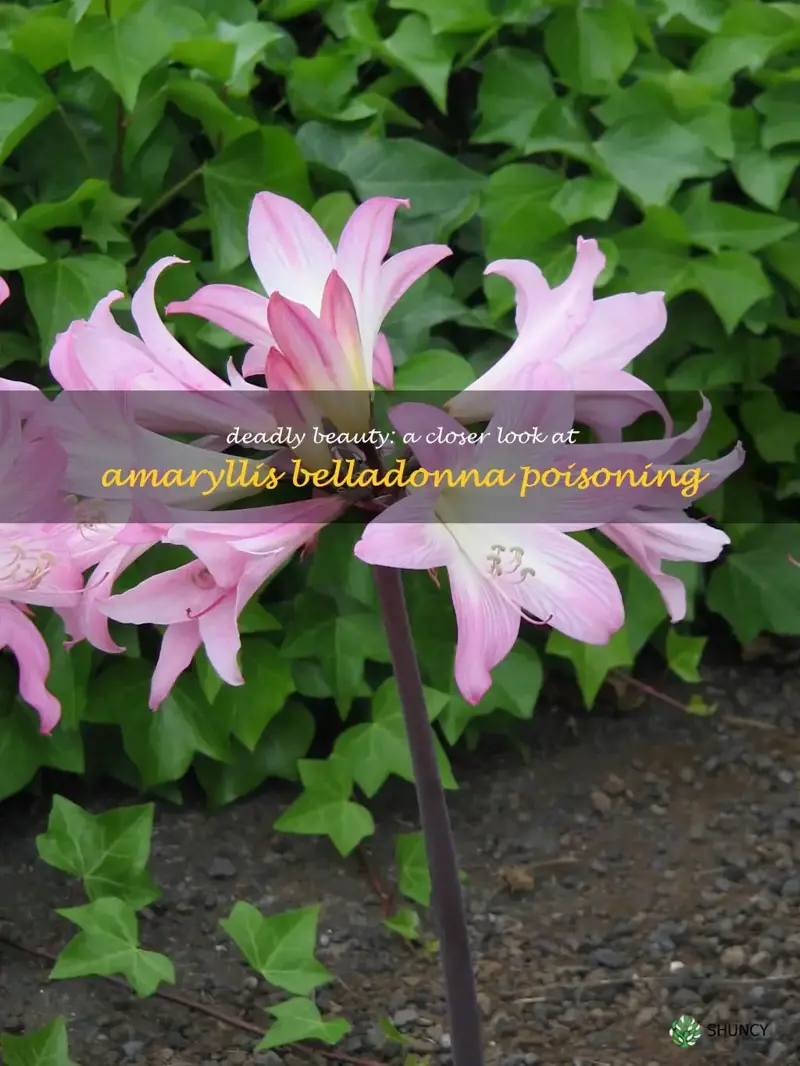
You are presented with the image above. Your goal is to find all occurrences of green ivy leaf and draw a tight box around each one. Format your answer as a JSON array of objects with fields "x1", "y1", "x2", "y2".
[
  {"x1": 482, "y1": 163, "x2": 567, "y2": 260},
  {"x1": 1, "y1": 1019, "x2": 78, "y2": 1066},
  {"x1": 438, "y1": 643, "x2": 543, "y2": 745},
  {"x1": 258, "y1": 997, "x2": 351, "y2": 1050},
  {"x1": 707, "y1": 526, "x2": 800, "y2": 642},
  {"x1": 21, "y1": 255, "x2": 127, "y2": 358},
  {"x1": 679, "y1": 182, "x2": 798, "y2": 251},
  {"x1": 474, "y1": 48, "x2": 554, "y2": 150},
  {"x1": 36, "y1": 795, "x2": 159, "y2": 909},
  {"x1": 525, "y1": 98, "x2": 599, "y2": 165},
  {"x1": 765, "y1": 233, "x2": 800, "y2": 290},
  {"x1": 204, "y1": 128, "x2": 313, "y2": 273},
  {"x1": 221, "y1": 901, "x2": 333, "y2": 995},
  {"x1": 396, "y1": 831, "x2": 431, "y2": 906},
  {"x1": 666, "y1": 631, "x2": 706, "y2": 683},
  {"x1": 692, "y1": 2, "x2": 800, "y2": 82},
  {"x1": 596, "y1": 115, "x2": 723, "y2": 206},
  {"x1": 287, "y1": 54, "x2": 361, "y2": 122},
  {"x1": 382, "y1": 15, "x2": 455, "y2": 114},
  {"x1": 297, "y1": 127, "x2": 484, "y2": 227},
  {"x1": 0, "y1": 709, "x2": 46, "y2": 801},
  {"x1": 740, "y1": 390, "x2": 800, "y2": 463},
  {"x1": 0, "y1": 221, "x2": 46, "y2": 269},
  {"x1": 388, "y1": 0, "x2": 494, "y2": 35},
  {"x1": 213, "y1": 639, "x2": 295, "y2": 750},
  {"x1": 282, "y1": 611, "x2": 390, "y2": 716},
  {"x1": 733, "y1": 148, "x2": 799, "y2": 212},
  {"x1": 754, "y1": 85, "x2": 800, "y2": 150},
  {"x1": 68, "y1": 10, "x2": 171, "y2": 112},
  {"x1": 547, "y1": 627, "x2": 633, "y2": 708},
  {"x1": 273, "y1": 754, "x2": 375, "y2": 855},
  {"x1": 383, "y1": 906, "x2": 422, "y2": 941},
  {"x1": 0, "y1": 52, "x2": 57, "y2": 164},
  {"x1": 12, "y1": 12, "x2": 75, "y2": 73},
  {"x1": 167, "y1": 75, "x2": 257, "y2": 145},
  {"x1": 545, "y1": 1, "x2": 637, "y2": 96},
  {"x1": 52, "y1": 897, "x2": 175, "y2": 997},
  {"x1": 195, "y1": 703, "x2": 315, "y2": 808},
  {"x1": 689, "y1": 250, "x2": 772, "y2": 332},
  {"x1": 393, "y1": 349, "x2": 475, "y2": 392},
  {"x1": 551, "y1": 176, "x2": 619, "y2": 225},
  {"x1": 334, "y1": 678, "x2": 453, "y2": 797},
  {"x1": 86, "y1": 660, "x2": 230, "y2": 789},
  {"x1": 311, "y1": 191, "x2": 357, "y2": 243}
]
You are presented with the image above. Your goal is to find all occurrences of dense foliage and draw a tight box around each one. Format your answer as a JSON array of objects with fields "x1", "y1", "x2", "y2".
[{"x1": 1, "y1": 0, "x2": 799, "y2": 825}]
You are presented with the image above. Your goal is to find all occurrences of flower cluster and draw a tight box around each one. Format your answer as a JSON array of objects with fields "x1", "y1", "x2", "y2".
[{"x1": 0, "y1": 195, "x2": 743, "y2": 732}]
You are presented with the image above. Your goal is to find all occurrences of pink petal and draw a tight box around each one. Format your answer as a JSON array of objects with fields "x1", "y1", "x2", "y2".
[
  {"x1": 320, "y1": 271, "x2": 366, "y2": 386},
  {"x1": 226, "y1": 358, "x2": 264, "y2": 391},
  {"x1": 80, "y1": 542, "x2": 151, "y2": 653},
  {"x1": 131, "y1": 258, "x2": 224, "y2": 390},
  {"x1": 335, "y1": 197, "x2": 449, "y2": 359},
  {"x1": 388, "y1": 402, "x2": 476, "y2": 471},
  {"x1": 559, "y1": 291, "x2": 667, "y2": 374},
  {"x1": 102, "y1": 561, "x2": 223, "y2": 625},
  {"x1": 378, "y1": 244, "x2": 453, "y2": 323},
  {"x1": 353, "y1": 494, "x2": 450, "y2": 569},
  {"x1": 448, "y1": 556, "x2": 521, "y2": 705},
  {"x1": 602, "y1": 518, "x2": 730, "y2": 622},
  {"x1": 266, "y1": 293, "x2": 347, "y2": 390},
  {"x1": 242, "y1": 345, "x2": 268, "y2": 378},
  {"x1": 484, "y1": 258, "x2": 550, "y2": 332},
  {"x1": 167, "y1": 285, "x2": 272, "y2": 348},
  {"x1": 88, "y1": 290, "x2": 128, "y2": 332},
  {"x1": 248, "y1": 192, "x2": 335, "y2": 309},
  {"x1": 336, "y1": 197, "x2": 410, "y2": 312},
  {"x1": 150, "y1": 620, "x2": 202, "y2": 709},
  {"x1": 373, "y1": 334, "x2": 394, "y2": 389},
  {"x1": 450, "y1": 238, "x2": 606, "y2": 420},
  {"x1": 199, "y1": 592, "x2": 243, "y2": 687},
  {"x1": 475, "y1": 362, "x2": 575, "y2": 467},
  {"x1": 224, "y1": 496, "x2": 347, "y2": 553},
  {"x1": 483, "y1": 525, "x2": 625, "y2": 644},
  {"x1": 0, "y1": 277, "x2": 9, "y2": 305},
  {"x1": 573, "y1": 369, "x2": 673, "y2": 440},
  {"x1": 0, "y1": 604, "x2": 60, "y2": 733}
]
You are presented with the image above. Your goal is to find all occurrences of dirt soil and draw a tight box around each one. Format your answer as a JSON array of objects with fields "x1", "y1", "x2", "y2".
[{"x1": 1, "y1": 655, "x2": 799, "y2": 1066}]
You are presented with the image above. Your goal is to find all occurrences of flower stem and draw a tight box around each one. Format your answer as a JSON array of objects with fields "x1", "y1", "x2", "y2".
[{"x1": 372, "y1": 566, "x2": 484, "y2": 1066}]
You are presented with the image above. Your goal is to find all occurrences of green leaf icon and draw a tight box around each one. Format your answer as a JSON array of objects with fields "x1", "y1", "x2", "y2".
[{"x1": 670, "y1": 1015, "x2": 703, "y2": 1047}]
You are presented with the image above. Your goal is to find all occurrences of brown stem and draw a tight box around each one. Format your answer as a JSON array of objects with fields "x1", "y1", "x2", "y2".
[
  {"x1": 0, "y1": 936, "x2": 383, "y2": 1066},
  {"x1": 373, "y1": 566, "x2": 484, "y2": 1066},
  {"x1": 357, "y1": 843, "x2": 396, "y2": 917},
  {"x1": 611, "y1": 671, "x2": 698, "y2": 714}
]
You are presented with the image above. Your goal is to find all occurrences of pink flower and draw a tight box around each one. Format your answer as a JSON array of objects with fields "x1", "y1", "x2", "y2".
[
  {"x1": 587, "y1": 397, "x2": 745, "y2": 620},
  {"x1": 35, "y1": 390, "x2": 266, "y2": 511},
  {"x1": 262, "y1": 274, "x2": 377, "y2": 441},
  {"x1": 353, "y1": 368, "x2": 627, "y2": 704},
  {"x1": 100, "y1": 497, "x2": 344, "y2": 706},
  {"x1": 0, "y1": 604, "x2": 61, "y2": 733},
  {"x1": 0, "y1": 525, "x2": 84, "y2": 733},
  {"x1": 447, "y1": 238, "x2": 671, "y2": 439},
  {"x1": 0, "y1": 277, "x2": 47, "y2": 417},
  {"x1": 167, "y1": 193, "x2": 451, "y2": 390},
  {"x1": 49, "y1": 258, "x2": 271, "y2": 438}
]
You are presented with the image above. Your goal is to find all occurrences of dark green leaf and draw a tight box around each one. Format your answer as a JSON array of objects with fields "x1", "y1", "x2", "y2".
[
  {"x1": 0, "y1": 52, "x2": 57, "y2": 163},
  {"x1": 21, "y1": 255, "x2": 127, "y2": 358},
  {"x1": 204, "y1": 128, "x2": 313, "y2": 272},
  {"x1": 69, "y1": 10, "x2": 171, "y2": 112}
]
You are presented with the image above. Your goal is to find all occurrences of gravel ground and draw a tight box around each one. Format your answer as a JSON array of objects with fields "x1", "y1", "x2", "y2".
[{"x1": 1, "y1": 655, "x2": 799, "y2": 1065}]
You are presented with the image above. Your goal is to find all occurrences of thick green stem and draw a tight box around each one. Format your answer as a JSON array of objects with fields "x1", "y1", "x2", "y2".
[{"x1": 373, "y1": 566, "x2": 484, "y2": 1066}]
